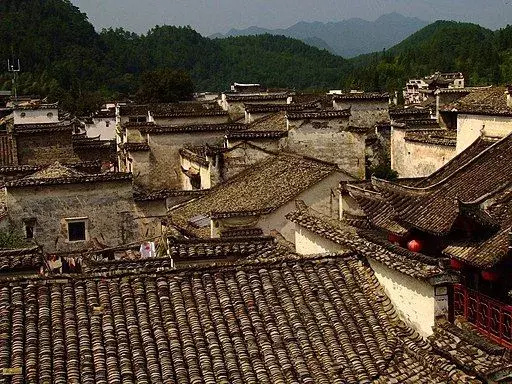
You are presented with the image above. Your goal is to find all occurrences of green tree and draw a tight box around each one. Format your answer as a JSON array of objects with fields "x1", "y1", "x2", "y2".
[{"x1": 135, "y1": 69, "x2": 194, "y2": 103}]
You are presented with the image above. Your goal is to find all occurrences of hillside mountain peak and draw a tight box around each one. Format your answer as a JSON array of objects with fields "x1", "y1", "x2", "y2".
[{"x1": 213, "y1": 13, "x2": 428, "y2": 57}]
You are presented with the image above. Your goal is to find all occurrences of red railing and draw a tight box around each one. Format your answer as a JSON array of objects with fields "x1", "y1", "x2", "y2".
[{"x1": 453, "y1": 284, "x2": 512, "y2": 349}]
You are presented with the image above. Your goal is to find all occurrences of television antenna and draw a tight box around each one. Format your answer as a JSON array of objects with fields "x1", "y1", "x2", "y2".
[{"x1": 7, "y1": 59, "x2": 20, "y2": 100}]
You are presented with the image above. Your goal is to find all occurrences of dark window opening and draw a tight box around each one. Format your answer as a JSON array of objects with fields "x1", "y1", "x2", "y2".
[
  {"x1": 25, "y1": 224, "x2": 34, "y2": 239},
  {"x1": 68, "y1": 221, "x2": 86, "y2": 241}
]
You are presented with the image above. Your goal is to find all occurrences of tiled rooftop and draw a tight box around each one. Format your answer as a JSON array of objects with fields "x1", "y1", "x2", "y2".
[
  {"x1": 119, "y1": 102, "x2": 228, "y2": 118},
  {"x1": 169, "y1": 153, "x2": 338, "y2": 237},
  {"x1": 4, "y1": 162, "x2": 132, "y2": 188},
  {"x1": 332, "y1": 92, "x2": 389, "y2": 101},
  {"x1": 286, "y1": 202, "x2": 453, "y2": 282},
  {"x1": 137, "y1": 123, "x2": 245, "y2": 135},
  {"x1": 286, "y1": 109, "x2": 351, "y2": 120},
  {"x1": 372, "y1": 132, "x2": 512, "y2": 235},
  {"x1": 0, "y1": 251, "x2": 479, "y2": 383},
  {"x1": 404, "y1": 129, "x2": 457, "y2": 147},
  {"x1": 441, "y1": 86, "x2": 512, "y2": 116},
  {"x1": 0, "y1": 247, "x2": 43, "y2": 274},
  {"x1": 13, "y1": 121, "x2": 74, "y2": 134}
]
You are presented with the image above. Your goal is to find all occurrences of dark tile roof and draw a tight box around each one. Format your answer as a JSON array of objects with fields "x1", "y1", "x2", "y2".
[
  {"x1": 73, "y1": 137, "x2": 116, "y2": 150},
  {"x1": 14, "y1": 102, "x2": 58, "y2": 111},
  {"x1": 244, "y1": 103, "x2": 313, "y2": 114},
  {"x1": 442, "y1": 184, "x2": 512, "y2": 268},
  {"x1": 429, "y1": 319, "x2": 512, "y2": 382},
  {"x1": 133, "y1": 188, "x2": 207, "y2": 202},
  {"x1": 393, "y1": 118, "x2": 440, "y2": 129},
  {"x1": 286, "y1": 203, "x2": 454, "y2": 282},
  {"x1": 84, "y1": 237, "x2": 276, "y2": 273},
  {"x1": 0, "y1": 133, "x2": 15, "y2": 166},
  {"x1": 0, "y1": 251, "x2": 478, "y2": 383},
  {"x1": 224, "y1": 92, "x2": 289, "y2": 102},
  {"x1": 220, "y1": 227, "x2": 264, "y2": 238},
  {"x1": 93, "y1": 109, "x2": 115, "y2": 119},
  {"x1": 404, "y1": 129, "x2": 457, "y2": 147},
  {"x1": 0, "y1": 161, "x2": 102, "y2": 176},
  {"x1": 151, "y1": 102, "x2": 228, "y2": 118},
  {"x1": 414, "y1": 136, "x2": 497, "y2": 187},
  {"x1": 372, "y1": 133, "x2": 512, "y2": 235},
  {"x1": 120, "y1": 102, "x2": 228, "y2": 118},
  {"x1": 119, "y1": 142, "x2": 150, "y2": 152},
  {"x1": 137, "y1": 123, "x2": 245, "y2": 134},
  {"x1": 332, "y1": 92, "x2": 389, "y2": 101},
  {"x1": 0, "y1": 247, "x2": 43, "y2": 274},
  {"x1": 286, "y1": 109, "x2": 351, "y2": 120},
  {"x1": 389, "y1": 107, "x2": 431, "y2": 119},
  {"x1": 4, "y1": 163, "x2": 132, "y2": 188},
  {"x1": 169, "y1": 153, "x2": 339, "y2": 238},
  {"x1": 118, "y1": 104, "x2": 150, "y2": 116},
  {"x1": 344, "y1": 183, "x2": 409, "y2": 236},
  {"x1": 13, "y1": 121, "x2": 74, "y2": 134},
  {"x1": 441, "y1": 86, "x2": 512, "y2": 116}
]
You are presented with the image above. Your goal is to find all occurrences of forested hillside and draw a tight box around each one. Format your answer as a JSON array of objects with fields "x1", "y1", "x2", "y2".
[
  {"x1": 347, "y1": 21, "x2": 509, "y2": 91},
  {"x1": 2, "y1": 1, "x2": 512, "y2": 115},
  {"x1": 0, "y1": 0, "x2": 350, "y2": 114}
]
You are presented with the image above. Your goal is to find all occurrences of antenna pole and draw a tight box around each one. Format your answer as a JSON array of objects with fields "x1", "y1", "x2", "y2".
[{"x1": 7, "y1": 59, "x2": 20, "y2": 100}]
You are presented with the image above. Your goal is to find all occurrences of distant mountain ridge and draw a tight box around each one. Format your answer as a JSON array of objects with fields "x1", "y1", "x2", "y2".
[{"x1": 211, "y1": 13, "x2": 429, "y2": 57}]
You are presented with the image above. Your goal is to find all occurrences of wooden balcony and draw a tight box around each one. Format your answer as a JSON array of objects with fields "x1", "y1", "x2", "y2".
[{"x1": 453, "y1": 284, "x2": 512, "y2": 349}]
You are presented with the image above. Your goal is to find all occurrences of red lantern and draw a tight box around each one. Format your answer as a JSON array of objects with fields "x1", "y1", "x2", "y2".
[
  {"x1": 481, "y1": 270, "x2": 500, "y2": 282},
  {"x1": 388, "y1": 233, "x2": 401, "y2": 244},
  {"x1": 450, "y1": 258, "x2": 464, "y2": 270},
  {"x1": 407, "y1": 239, "x2": 423, "y2": 253}
]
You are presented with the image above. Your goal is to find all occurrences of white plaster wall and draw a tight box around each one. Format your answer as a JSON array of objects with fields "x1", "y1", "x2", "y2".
[
  {"x1": 86, "y1": 117, "x2": 116, "y2": 140},
  {"x1": 294, "y1": 226, "x2": 346, "y2": 255},
  {"x1": 13, "y1": 108, "x2": 59, "y2": 125},
  {"x1": 399, "y1": 141, "x2": 456, "y2": 178},
  {"x1": 457, "y1": 114, "x2": 512, "y2": 153},
  {"x1": 390, "y1": 126, "x2": 406, "y2": 175},
  {"x1": 259, "y1": 171, "x2": 349, "y2": 242},
  {"x1": 367, "y1": 258, "x2": 436, "y2": 337}
]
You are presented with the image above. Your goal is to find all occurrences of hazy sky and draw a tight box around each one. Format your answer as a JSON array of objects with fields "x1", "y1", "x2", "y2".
[{"x1": 71, "y1": 0, "x2": 512, "y2": 36}]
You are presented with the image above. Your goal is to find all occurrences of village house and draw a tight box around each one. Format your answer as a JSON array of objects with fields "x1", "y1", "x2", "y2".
[
  {"x1": 332, "y1": 92, "x2": 391, "y2": 127},
  {"x1": 1, "y1": 238, "x2": 500, "y2": 382},
  {"x1": 2, "y1": 162, "x2": 167, "y2": 254},
  {"x1": 179, "y1": 141, "x2": 274, "y2": 190},
  {"x1": 404, "y1": 72, "x2": 464, "y2": 105},
  {"x1": 118, "y1": 121, "x2": 245, "y2": 191},
  {"x1": 390, "y1": 116, "x2": 457, "y2": 178},
  {"x1": 83, "y1": 107, "x2": 117, "y2": 140},
  {"x1": 219, "y1": 91, "x2": 291, "y2": 115},
  {"x1": 169, "y1": 152, "x2": 351, "y2": 242},
  {"x1": 438, "y1": 86, "x2": 512, "y2": 153},
  {"x1": 289, "y1": 132, "x2": 512, "y2": 360}
]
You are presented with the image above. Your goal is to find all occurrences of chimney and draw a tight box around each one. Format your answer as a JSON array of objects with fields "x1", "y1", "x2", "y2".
[{"x1": 507, "y1": 86, "x2": 512, "y2": 108}]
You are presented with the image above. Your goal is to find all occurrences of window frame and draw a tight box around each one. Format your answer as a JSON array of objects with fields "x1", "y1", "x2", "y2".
[{"x1": 65, "y1": 217, "x2": 89, "y2": 243}]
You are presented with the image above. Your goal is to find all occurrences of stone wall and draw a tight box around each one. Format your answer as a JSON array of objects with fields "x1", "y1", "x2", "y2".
[
  {"x1": 456, "y1": 114, "x2": 512, "y2": 153},
  {"x1": 287, "y1": 119, "x2": 366, "y2": 179},
  {"x1": 6, "y1": 181, "x2": 140, "y2": 253},
  {"x1": 333, "y1": 100, "x2": 389, "y2": 127},
  {"x1": 135, "y1": 132, "x2": 226, "y2": 190},
  {"x1": 16, "y1": 132, "x2": 78, "y2": 165},
  {"x1": 221, "y1": 143, "x2": 274, "y2": 181},
  {"x1": 391, "y1": 126, "x2": 457, "y2": 178}
]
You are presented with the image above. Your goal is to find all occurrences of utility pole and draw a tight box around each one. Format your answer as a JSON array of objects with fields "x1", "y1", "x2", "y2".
[{"x1": 7, "y1": 59, "x2": 20, "y2": 100}]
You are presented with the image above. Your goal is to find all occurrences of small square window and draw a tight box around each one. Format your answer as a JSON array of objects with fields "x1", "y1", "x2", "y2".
[{"x1": 67, "y1": 220, "x2": 87, "y2": 242}]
